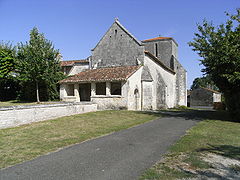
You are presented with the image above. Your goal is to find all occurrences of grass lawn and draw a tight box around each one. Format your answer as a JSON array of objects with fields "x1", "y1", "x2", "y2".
[
  {"x1": 0, "y1": 100, "x2": 62, "y2": 107},
  {"x1": 140, "y1": 110, "x2": 240, "y2": 179},
  {"x1": 0, "y1": 100, "x2": 37, "y2": 107},
  {"x1": 0, "y1": 110, "x2": 161, "y2": 169}
]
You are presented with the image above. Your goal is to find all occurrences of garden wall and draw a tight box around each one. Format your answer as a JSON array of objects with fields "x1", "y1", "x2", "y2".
[{"x1": 0, "y1": 102, "x2": 97, "y2": 129}]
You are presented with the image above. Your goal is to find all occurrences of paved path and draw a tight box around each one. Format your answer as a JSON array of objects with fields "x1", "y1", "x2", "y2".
[{"x1": 0, "y1": 113, "x2": 198, "y2": 180}]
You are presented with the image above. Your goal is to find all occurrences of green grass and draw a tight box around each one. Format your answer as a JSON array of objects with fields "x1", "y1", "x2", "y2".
[
  {"x1": 140, "y1": 110, "x2": 240, "y2": 180},
  {"x1": 0, "y1": 110, "x2": 161, "y2": 169},
  {"x1": 0, "y1": 100, "x2": 37, "y2": 107},
  {"x1": 0, "y1": 100, "x2": 62, "y2": 107}
]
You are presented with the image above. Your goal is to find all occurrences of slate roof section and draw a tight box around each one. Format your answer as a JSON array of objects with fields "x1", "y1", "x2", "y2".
[
  {"x1": 60, "y1": 65, "x2": 141, "y2": 83},
  {"x1": 60, "y1": 60, "x2": 89, "y2": 67}
]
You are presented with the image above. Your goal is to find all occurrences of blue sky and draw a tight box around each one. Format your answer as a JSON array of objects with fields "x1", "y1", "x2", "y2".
[{"x1": 0, "y1": 0, "x2": 239, "y2": 88}]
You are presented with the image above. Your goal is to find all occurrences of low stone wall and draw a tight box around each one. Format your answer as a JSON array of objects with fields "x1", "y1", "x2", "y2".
[
  {"x1": 91, "y1": 96, "x2": 127, "y2": 110},
  {"x1": 0, "y1": 102, "x2": 97, "y2": 129}
]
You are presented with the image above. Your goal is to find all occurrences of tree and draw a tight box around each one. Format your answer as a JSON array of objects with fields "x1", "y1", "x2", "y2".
[
  {"x1": 0, "y1": 42, "x2": 16, "y2": 79},
  {"x1": 191, "y1": 76, "x2": 218, "y2": 90},
  {"x1": 189, "y1": 9, "x2": 240, "y2": 120},
  {"x1": 0, "y1": 42, "x2": 19, "y2": 101},
  {"x1": 17, "y1": 27, "x2": 64, "y2": 102}
]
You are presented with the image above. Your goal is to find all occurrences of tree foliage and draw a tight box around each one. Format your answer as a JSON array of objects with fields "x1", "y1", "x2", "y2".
[
  {"x1": 189, "y1": 9, "x2": 240, "y2": 120},
  {"x1": 17, "y1": 27, "x2": 64, "y2": 102},
  {"x1": 0, "y1": 42, "x2": 19, "y2": 101},
  {"x1": 0, "y1": 42, "x2": 16, "y2": 79},
  {"x1": 191, "y1": 76, "x2": 218, "y2": 91}
]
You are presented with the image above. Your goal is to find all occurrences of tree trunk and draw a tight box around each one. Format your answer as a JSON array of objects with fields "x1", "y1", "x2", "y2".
[{"x1": 36, "y1": 81, "x2": 40, "y2": 103}]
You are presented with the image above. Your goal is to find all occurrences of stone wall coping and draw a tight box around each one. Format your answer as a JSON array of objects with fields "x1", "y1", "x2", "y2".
[{"x1": 0, "y1": 102, "x2": 96, "y2": 111}]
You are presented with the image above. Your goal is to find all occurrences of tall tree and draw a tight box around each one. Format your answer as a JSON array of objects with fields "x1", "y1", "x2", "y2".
[
  {"x1": 191, "y1": 76, "x2": 218, "y2": 90},
  {"x1": 189, "y1": 9, "x2": 240, "y2": 120},
  {"x1": 0, "y1": 42, "x2": 19, "y2": 101},
  {"x1": 17, "y1": 27, "x2": 64, "y2": 102},
  {"x1": 0, "y1": 42, "x2": 16, "y2": 79}
]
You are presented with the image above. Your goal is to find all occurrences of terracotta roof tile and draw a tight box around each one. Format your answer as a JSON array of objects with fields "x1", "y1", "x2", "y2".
[
  {"x1": 60, "y1": 60, "x2": 89, "y2": 67},
  {"x1": 60, "y1": 66, "x2": 141, "y2": 83},
  {"x1": 142, "y1": 37, "x2": 172, "y2": 42}
]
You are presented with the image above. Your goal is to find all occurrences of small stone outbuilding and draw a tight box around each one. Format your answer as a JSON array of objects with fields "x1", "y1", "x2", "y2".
[{"x1": 190, "y1": 87, "x2": 221, "y2": 107}]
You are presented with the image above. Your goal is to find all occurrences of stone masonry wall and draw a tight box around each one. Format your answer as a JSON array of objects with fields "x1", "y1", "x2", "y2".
[
  {"x1": 175, "y1": 60, "x2": 187, "y2": 106},
  {"x1": 144, "y1": 55, "x2": 176, "y2": 109},
  {"x1": 190, "y1": 88, "x2": 213, "y2": 106},
  {"x1": 143, "y1": 40, "x2": 174, "y2": 68},
  {"x1": 91, "y1": 22, "x2": 144, "y2": 68},
  {"x1": 0, "y1": 102, "x2": 97, "y2": 129}
]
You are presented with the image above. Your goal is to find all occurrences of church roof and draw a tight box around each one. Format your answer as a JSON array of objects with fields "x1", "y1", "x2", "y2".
[
  {"x1": 60, "y1": 65, "x2": 140, "y2": 83},
  {"x1": 60, "y1": 60, "x2": 89, "y2": 67},
  {"x1": 142, "y1": 37, "x2": 172, "y2": 42},
  {"x1": 142, "y1": 36, "x2": 178, "y2": 46}
]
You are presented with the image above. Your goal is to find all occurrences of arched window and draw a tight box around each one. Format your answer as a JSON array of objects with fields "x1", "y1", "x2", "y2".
[{"x1": 170, "y1": 55, "x2": 174, "y2": 70}]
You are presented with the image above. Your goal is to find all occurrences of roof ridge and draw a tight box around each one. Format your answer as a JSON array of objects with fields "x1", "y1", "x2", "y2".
[
  {"x1": 142, "y1": 37, "x2": 172, "y2": 42},
  {"x1": 115, "y1": 20, "x2": 142, "y2": 46},
  {"x1": 142, "y1": 36, "x2": 178, "y2": 46}
]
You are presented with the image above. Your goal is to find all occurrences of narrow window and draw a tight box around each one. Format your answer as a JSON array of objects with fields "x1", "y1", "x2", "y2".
[
  {"x1": 96, "y1": 82, "x2": 106, "y2": 95},
  {"x1": 111, "y1": 82, "x2": 121, "y2": 95},
  {"x1": 170, "y1": 55, "x2": 174, "y2": 70},
  {"x1": 115, "y1": 29, "x2": 117, "y2": 36},
  {"x1": 155, "y1": 43, "x2": 158, "y2": 57}
]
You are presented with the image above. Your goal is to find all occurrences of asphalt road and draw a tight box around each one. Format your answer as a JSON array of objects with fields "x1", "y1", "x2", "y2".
[{"x1": 0, "y1": 113, "x2": 198, "y2": 180}]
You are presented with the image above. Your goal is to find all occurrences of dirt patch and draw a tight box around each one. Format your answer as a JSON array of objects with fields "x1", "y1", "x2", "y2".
[{"x1": 171, "y1": 153, "x2": 240, "y2": 179}]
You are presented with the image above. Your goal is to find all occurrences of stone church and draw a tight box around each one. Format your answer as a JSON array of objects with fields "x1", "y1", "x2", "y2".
[{"x1": 60, "y1": 19, "x2": 187, "y2": 110}]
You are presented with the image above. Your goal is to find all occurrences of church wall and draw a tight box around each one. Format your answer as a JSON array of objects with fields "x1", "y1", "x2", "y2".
[
  {"x1": 91, "y1": 23, "x2": 144, "y2": 68},
  {"x1": 127, "y1": 67, "x2": 143, "y2": 110},
  {"x1": 142, "y1": 81, "x2": 153, "y2": 110},
  {"x1": 144, "y1": 55, "x2": 176, "y2": 109},
  {"x1": 175, "y1": 60, "x2": 187, "y2": 106},
  {"x1": 143, "y1": 40, "x2": 173, "y2": 68}
]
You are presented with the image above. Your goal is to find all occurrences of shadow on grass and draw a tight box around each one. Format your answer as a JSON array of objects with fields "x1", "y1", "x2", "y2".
[
  {"x1": 197, "y1": 144, "x2": 240, "y2": 160},
  {"x1": 11, "y1": 101, "x2": 34, "y2": 104}
]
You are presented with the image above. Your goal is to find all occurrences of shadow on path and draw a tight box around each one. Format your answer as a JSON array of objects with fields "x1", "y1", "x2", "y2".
[{"x1": 138, "y1": 109, "x2": 231, "y2": 122}]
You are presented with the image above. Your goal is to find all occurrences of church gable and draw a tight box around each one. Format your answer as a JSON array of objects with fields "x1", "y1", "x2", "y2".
[{"x1": 91, "y1": 19, "x2": 144, "y2": 68}]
